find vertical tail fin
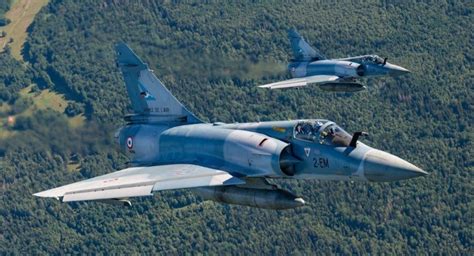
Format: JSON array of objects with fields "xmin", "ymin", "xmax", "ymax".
[
  {"xmin": 288, "ymin": 29, "xmax": 325, "ymax": 61},
  {"xmin": 115, "ymin": 43, "xmax": 201, "ymax": 124}
]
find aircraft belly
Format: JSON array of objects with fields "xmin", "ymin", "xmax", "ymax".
[{"xmin": 292, "ymin": 174, "xmax": 356, "ymax": 181}]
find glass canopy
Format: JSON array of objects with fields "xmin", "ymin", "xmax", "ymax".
[{"xmin": 294, "ymin": 120, "xmax": 353, "ymax": 147}]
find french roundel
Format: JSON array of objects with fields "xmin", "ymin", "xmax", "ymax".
[{"xmin": 126, "ymin": 137, "xmax": 133, "ymax": 149}]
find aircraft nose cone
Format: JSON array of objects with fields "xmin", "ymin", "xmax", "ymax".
[
  {"xmin": 385, "ymin": 63, "xmax": 411, "ymax": 75},
  {"xmin": 363, "ymin": 149, "xmax": 427, "ymax": 182}
]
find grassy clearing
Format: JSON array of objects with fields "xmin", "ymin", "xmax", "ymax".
[
  {"xmin": 19, "ymin": 85, "xmax": 86, "ymax": 125},
  {"xmin": 0, "ymin": 0, "xmax": 84, "ymax": 138},
  {"xmin": 0, "ymin": 125, "xmax": 16, "ymax": 139},
  {"xmin": 0, "ymin": 102, "xmax": 11, "ymax": 113},
  {"xmin": 69, "ymin": 114, "xmax": 86, "ymax": 128},
  {"xmin": 66, "ymin": 163, "xmax": 81, "ymax": 172},
  {"xmin": 18, "ymin": 85, "xmax": 67, "ymax": 119},
  {"xmin": 19, "ymin": 85, "xmax": 68, "ymax": 114},
  {"xmin": 0, "ymin": 0, "xmax": 49, "ymax": 61},
  {"xmin": 0, "ymin": 85, "xmax": 86, "ymax": 139}
]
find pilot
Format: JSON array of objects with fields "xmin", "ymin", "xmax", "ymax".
[
  {"xmin": 320, "ymin": 130, "xmax": 327, "ymax": 138},
  {"xmin": 319, "ymin": 129, "xmax": 327, "ymax": 144},
  {"xmin": 295, "ymin": 124, "xmax": 303, "ymax": 135}
]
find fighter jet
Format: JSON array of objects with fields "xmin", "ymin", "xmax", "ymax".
[
  {"xmin": 34, "ymin": 44, "xmax": 427, "ymax": 209},
  {"xmin": 258, "ymin": 29, "xmax": 410, "ymax": 91}
]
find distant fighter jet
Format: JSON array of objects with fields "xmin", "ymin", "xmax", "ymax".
[
  {"xmin": 34, "ymin": 44, "xmax": 426, "ymax": 209},
  {"xmin": 259, "ymin": 29, "xmax": 410, "ymax": 91}
]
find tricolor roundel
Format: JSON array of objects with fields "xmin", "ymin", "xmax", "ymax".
[{"xmin": 126, "ymin": 137, "xmax": 133, "ymax": 149}]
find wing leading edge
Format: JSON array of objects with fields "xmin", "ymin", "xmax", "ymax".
[
  {"xmin": 258, "ymin": 75, "xmax": 340, "ymax": 89},
  {"xmin": 34, "ymin": 164, "xmax": 244, "ymax": 202}
]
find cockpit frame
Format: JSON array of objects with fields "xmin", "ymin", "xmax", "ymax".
[
  {"xmin": 294, "ymin": 120, "xmax": 353, "ymax": 147},
  {"xmin": 364, "ymin": 55, "xmax": 385, "ymax": 65}
]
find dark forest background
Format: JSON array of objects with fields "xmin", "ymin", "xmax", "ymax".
[{"xmin": 0, "ymin": 1, "xmax": 472, "ymax": 254}]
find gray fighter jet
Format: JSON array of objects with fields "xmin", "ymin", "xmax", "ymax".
[
  {"xmin": 259, "ymin": 29, "xmax": 410, "ymax": 91},
  {"xmin": 34, "ymin": 44, "xmax": 426, "ymax": 209}
]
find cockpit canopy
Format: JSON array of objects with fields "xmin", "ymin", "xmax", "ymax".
[
  {"xmin": 294, "ymin": 120, "xmax": 353, "ymax": 147},
  {"xmin": 365, "ymin": 55, "xmax": 385, "ymax": 65}
]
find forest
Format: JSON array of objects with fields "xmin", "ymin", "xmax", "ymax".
[
  {"xmin": 0, "ymin": 0, "xmax": 11, "ymax": 26},
  {"xmin": 0, "ymin": 0, "xmax": 472, "ymax": 254}
]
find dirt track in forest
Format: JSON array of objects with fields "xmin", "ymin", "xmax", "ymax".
[{"xmin": 0, "ymin": 0, "xmax": 49, "ymax": 61}]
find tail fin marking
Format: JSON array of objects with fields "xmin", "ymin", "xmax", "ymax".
[{"xmin": 115, "ymin": 43, "xmax": 201, "ymax": 124}]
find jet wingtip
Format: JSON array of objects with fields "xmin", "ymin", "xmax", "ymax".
[
  {"xmin": 33, "ymin": 189, "xmax": 63, "ymax": 199},
  {"xmin": 33, "ymin": 191, "xmax": 50, "ymax": 198}
]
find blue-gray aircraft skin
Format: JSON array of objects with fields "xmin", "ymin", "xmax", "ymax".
[
  {"xmin": 34, "ymin": 44, "xmax": 426, "ymax": 209},
  {"xmin": 259, "ymin": 29, "xmax": 410, "ymax": 91}
]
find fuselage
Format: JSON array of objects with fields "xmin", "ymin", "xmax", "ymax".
[
  {"xmin": 289, "ymin": 55, "xmax": 410, "ymax": 79},
  {"xmin": 290, "ymin": 60, "xmax": 362, "ymax": 78},
  {"xmin": 116, "ymin": 119, "xmax": 426, "ymax": 183}
]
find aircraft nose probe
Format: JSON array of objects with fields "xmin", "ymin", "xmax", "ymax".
[{"xmin": 362, "ymin": 149, "xmax": 428, "ymax": 182}]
